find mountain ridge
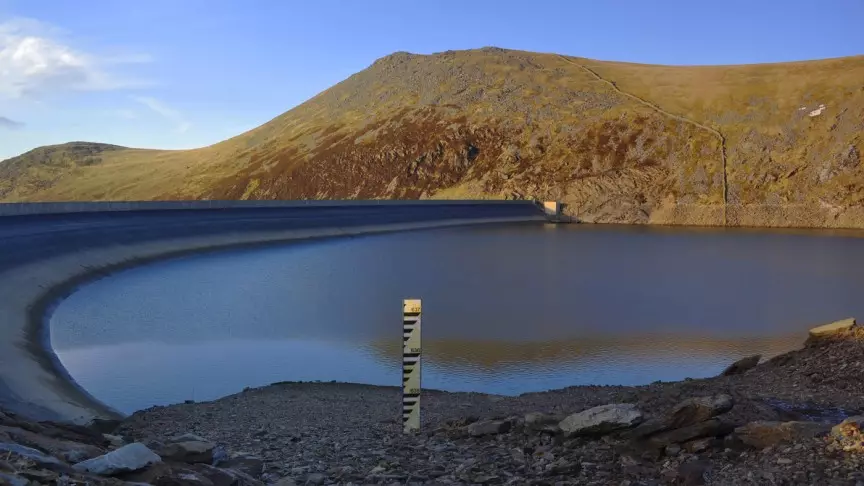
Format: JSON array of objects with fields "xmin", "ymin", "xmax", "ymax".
[{"xmin": 2, "ymin": 48, "xmax": 863, "ymax": 228}]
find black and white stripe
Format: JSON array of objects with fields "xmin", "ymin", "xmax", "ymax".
[{"xmin": 402, "ymin": 300, "xmax": 422, "ymax": 433}]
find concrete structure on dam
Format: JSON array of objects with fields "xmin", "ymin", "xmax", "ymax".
[{"xmin": 0, "ymin": 200, "xmax": 546, "ymax": 424}]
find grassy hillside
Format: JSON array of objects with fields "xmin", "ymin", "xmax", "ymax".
[{"xmin": 2, "ymin": 48, "xmax": 863, "ymax": 228}]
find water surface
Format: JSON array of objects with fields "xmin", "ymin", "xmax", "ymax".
[{"xmin": 51, "ymin": 223, "xmax": 864, "ymax": 413}]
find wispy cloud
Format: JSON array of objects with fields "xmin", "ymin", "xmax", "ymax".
[
  {"xmin": 0, "ymin": 17, "xmax": 153, "ymax": 99},
  {"xmin": 0, "ymin": 116, "xmax": 24, "ymax": 129},
  {"xmin": 113, "ymin": 109, "xmax": 139, "ymax": 120},
  {"xmin": 132, "ymin": 96, "xmax": 191, "ymax": 133}
]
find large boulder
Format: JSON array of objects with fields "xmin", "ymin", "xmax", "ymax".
[
  {"xmin": 721, "ymin": 355, "xmax": 760, "ymax": 376},
  {"xmin": 734, "ymin": 421, "xmax": 831, "ymax": 449},
  {"xmin": 72, "ymin": 442, "xmax": 161, "ymax": 476},
  {"xmin": 559, "ymin": 404, "xmax": 643, "ymax": 437},
  {"xmin": 666, "ymin": 395, "xmax": 734, "ymax": 429},
  {"xmin": 808, "ymin": 318, "xmax": 856, "ymax": 339}
]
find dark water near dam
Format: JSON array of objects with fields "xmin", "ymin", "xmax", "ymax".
[{"xmin": 50, "ymin": 223, "xmax": 864, "ymax": 414}]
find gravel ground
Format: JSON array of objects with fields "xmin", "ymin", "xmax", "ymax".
[{"xmin": 109, "ymin": 329, "xmax": 864, "ymax": 485}]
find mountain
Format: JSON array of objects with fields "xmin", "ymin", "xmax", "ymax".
[{"xmin": 2, "ymin": 48, "xmax": 863, "ymax": 227}]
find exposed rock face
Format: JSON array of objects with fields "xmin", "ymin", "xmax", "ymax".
[
  {"xmin": 722, "ymin": 355, "xmax": 761, "ymax": 375},
  {"xmin": 734, "ymin": 421, "xmax": 832, "ymax": 449},
  {"xmin": 72, "ymin": 442, "xmax": 161, "ymax": 475},
  {"xmin": 558, "ymin": 403, "xmax": 644, "ymax": 436},
  {"xmin": 4, "ymin": 49, "xmax": 864, "ymax": 232}
]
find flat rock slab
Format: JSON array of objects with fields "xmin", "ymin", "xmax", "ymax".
[
  {"xmin": 73, "ymin": 442, "xmax": 161, "ymax": 476},
  {"xmin": 809, "ymin": 318, "xmax": 856, "ymax": 338},
  {"xmin": 559, "ymin": 403, "xmax": 643, "ymax": 437}
]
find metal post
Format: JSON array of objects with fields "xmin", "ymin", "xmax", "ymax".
[{"xmin": 402, "ymin": 299, "xmax": 422, "ymax": 433}]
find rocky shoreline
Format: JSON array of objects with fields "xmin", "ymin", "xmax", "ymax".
[{"xmin": 3, "ymin": 323, "xmax": 864, "ymax": 485}]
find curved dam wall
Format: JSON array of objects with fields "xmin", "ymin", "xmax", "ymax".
[{"xmin": 0, "ymin": 201, "xmax": 546, "ymax": 424}]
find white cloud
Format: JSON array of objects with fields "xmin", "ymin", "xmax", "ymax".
[
  {"xmin": 132, "ymin": 96, "xmax": 191, "ymax": 133},
  {"xmin": 0, "ymin": 17, "xmax": 151, "ymax": 99},
  {"xmin": 0, "ymin": 115, "xmax": 24, "ymax": 129}
]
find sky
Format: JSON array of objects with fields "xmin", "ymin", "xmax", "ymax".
[{"xmin": 0, "ymin": 0, "xmax": 862, "ymax": 161}]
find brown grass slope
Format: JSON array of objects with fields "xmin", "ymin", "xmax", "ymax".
[{"xmin": 1, "ymin": 48, "xmax": 862, "ymax": 228}]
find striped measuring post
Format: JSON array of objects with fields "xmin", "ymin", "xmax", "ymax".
[{"xmin": 402, "ymin": 299, "xmax": 422, "ymax": 433}]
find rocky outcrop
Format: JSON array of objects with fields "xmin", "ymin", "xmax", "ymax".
[{"xmin": 808, "ymin": 317, "xmax": 856, "ymax": 339}]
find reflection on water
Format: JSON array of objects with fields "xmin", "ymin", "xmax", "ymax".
[{"xmin": 50, "ymin": 223, "xmax": 864, "ymax": 413}]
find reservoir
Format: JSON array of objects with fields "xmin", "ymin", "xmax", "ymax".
[{"xmin": 49, "ymin": 223, "xmax": 864, "ymax": 414}]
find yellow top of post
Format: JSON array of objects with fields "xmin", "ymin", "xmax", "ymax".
[{"xmin": 403, "ymin": 299, "xmax": 422, "ymax": 314}]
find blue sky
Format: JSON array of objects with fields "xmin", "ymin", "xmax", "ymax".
[{"xmin": 0, "ymin": 0, "xmax": 862, "ymax": 161}]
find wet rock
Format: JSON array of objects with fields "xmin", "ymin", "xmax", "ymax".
[
  {"xmin": 73, "ymin": 442, "xmax": 161, "ymax": 476},
  {"xmin": 667, "ymin": 395, "xmax": 734, "ymax": 429},
  {"xmin": 221, "ymin": 453, "xmax": 264, "ymax": 478},
  {"xmin": 273, "ymin": 478, "xmax": 298, "ymax": 486},
  {"xmin": 734, "ymin": 421, "xmax": 832, "ymax": 449},
  {"xmin": 467, "ymin": 419, "xmax": 512, "ymax": 437},
  {"xmin": 159, "ymin": 439, "xmax": 216, "ymax": 464},
  {"xmin": 831, "ymin": 415, "xmax": 864, "ymax": 451},
  {"xmin": 559, "ymin": 404, "xmax": 643, "ymax": 437},
  {"xmin": 722, "ymin": 355, "xmax": 761, "ymax": 376},
  {"xmin": 809, "ymin": 317, "xmax": 856, "ymax": 339}
]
